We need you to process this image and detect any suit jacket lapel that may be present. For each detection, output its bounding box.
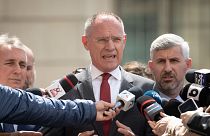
[76,69,95,101]
[119,69,134,92]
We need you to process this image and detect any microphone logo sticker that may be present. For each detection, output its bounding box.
[187,83,203,101]
[50,85,62,97]
[46,82,66,99]
[117,90,135,111]
[188,89,198,97]
[122,92,130,99]
[195,73,204,85]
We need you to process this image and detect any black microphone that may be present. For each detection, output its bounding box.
[45,73,78,99]
[162,99,182,118]
[160,98,169,107]
[185,69,210,87]
[26,88,43,96]
[136,95,164,121]
[180,83,210,107]
[185,69,196,83]
[39,74,80,135]
[143,90,181,117]
[112,86,143,111]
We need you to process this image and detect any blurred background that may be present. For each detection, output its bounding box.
[0,0,209,87]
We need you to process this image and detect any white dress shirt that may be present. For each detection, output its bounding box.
[90,64,121,103]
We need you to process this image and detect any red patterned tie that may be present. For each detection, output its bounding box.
[100,73,111,136]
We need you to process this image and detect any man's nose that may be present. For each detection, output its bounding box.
[13,65,23,73]
[106,38,115,50]
[164,61,172,72]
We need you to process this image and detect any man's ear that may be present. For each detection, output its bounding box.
[186,58,192,69]
[148,60,153,70]
[82,35,88,50]
[123,34,127,44]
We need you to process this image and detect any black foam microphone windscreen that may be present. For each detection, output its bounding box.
[162,99,182,118]
[180,83,210,107]
[59,74,78,91]
[46,73,78,99]
[185,69,210,86]
[26,88,43,96]
[185,69,196,83]
[136,95,164,121]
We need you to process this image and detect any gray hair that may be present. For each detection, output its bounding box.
[84,12,125,36]
[150,33,190,59]
[0,34,26,50]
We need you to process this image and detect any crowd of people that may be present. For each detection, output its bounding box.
[0,11,209,136]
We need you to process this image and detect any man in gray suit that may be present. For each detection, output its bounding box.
[41,12,155,136]
[71,12,155,136]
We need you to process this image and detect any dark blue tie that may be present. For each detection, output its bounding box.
[3,123,15,132]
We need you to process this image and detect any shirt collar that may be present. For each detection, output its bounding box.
[90,64,121,80]
[159,91,184,102]
[153,83,184,102]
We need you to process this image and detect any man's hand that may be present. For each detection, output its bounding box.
[148,112,169,136]
[116,120,135,136]
[95,101,117,121]
[180,107,203,126]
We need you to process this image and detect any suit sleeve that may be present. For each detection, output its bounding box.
[0,84,96,127]
[187,113,210,136]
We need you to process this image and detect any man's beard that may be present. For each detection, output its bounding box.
[160,81,178,91]
[158,72,181,95]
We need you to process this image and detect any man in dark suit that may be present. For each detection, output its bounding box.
[147,34,193,135]
[41,12,155,136]
[148,34,192,102]
[71,68,154,136]
[147,33,192,118]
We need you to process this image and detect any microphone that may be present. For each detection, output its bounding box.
[185,69,210,87]
[143,90,169,107]
[185,69,196,83]
[26,88,43,96]
[136,95,164,121]
[161,98,169,107]
[143,90,162,105]
[143,90,181,117]
[180,83,210,107]
[162,99,182,118]
[45,73,78,99]
[112,86,143,111]
[38,74,80,135]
